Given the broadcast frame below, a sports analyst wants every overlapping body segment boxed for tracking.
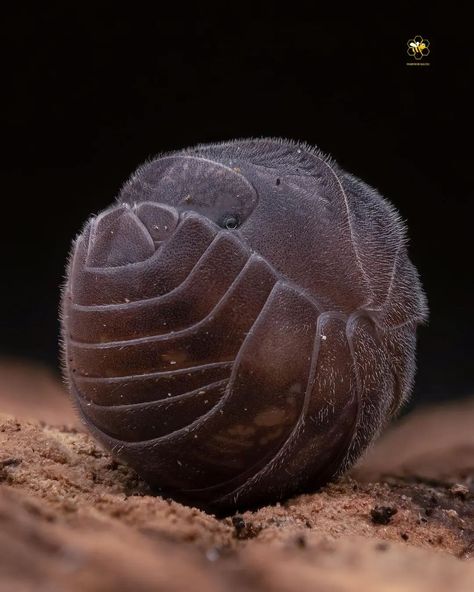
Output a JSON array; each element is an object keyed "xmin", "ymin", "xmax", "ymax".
[{"xmin": 62, "ymin": 138, "xmax": 427, "ymax": 510}]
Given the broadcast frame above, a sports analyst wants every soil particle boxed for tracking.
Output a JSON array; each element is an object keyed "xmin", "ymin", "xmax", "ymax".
[
  {"xmin": 450, "ymin": 484, "xmax": 470, "ymax": 499},
  {"xmin": 231, "ymin": 514, "xmax": 247, "ymax": 538},
  {"xmin": 371, "ymin": 505, "xmax": 398, "ymax": 525},
  {"xmin": 230, "ymin": 514, "xmax": 262, "ymax": 540}
]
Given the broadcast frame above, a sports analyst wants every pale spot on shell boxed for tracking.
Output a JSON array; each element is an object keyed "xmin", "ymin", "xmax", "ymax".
[{"xmin": 254, "ymin": 408, "xmax": 287, "ymax": 427}]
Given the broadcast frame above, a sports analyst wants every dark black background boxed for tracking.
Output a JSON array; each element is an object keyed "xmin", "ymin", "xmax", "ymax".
[{"xmin": 2, "ymin": 8, "xmax": 473, "ymax": 407}]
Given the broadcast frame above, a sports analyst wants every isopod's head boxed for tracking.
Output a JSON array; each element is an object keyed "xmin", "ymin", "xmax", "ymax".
[{"xmin": 61, "ymin": 138, "xmax": 428, "ymax": 511}]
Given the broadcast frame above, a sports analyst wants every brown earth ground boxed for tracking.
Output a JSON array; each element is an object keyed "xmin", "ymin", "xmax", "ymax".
[{"xmin": 0, "ymin": 360, "xmax": 473, "ymax": 592}]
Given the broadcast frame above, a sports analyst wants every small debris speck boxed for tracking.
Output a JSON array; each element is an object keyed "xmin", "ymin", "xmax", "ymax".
[
  {"xmin": 232, "ymin": 514, "xmax": 246, "ymax": 538},
  {"xmin": 449, "ymin": 484, "xmax": 469, "ymax": 499},
  {"xmin": 206, "ymin": 548, "xmax": 220, "ymax": 562},
  {"xmin": 371, "ymin": 505, "xmax": 398, "ymax": 525},
  {"xmin": 294, "ymin": 534, "xmax": 306, "ymax": 548},
  {"xmin": 445, "ymin": 509, "xmax": 459, "ymax": 519}
]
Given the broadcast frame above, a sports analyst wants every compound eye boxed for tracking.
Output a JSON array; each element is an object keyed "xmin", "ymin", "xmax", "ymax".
[{"xmin": 221, "ymin": 214, "xmax": 240, "ymax": 230}]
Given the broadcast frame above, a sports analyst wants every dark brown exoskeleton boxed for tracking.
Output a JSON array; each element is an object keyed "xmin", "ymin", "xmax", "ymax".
[{"xmin": 61, "ymin": 138, "xmax": 428, "ymax": 511}]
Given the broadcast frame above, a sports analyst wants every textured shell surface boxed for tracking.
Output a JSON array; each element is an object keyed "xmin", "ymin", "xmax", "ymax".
[{"xmin": 61, "ymin": 138, "xmax": 428, "ymax": 511}]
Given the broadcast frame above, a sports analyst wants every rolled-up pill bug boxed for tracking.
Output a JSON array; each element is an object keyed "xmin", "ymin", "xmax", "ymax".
[{"xmin": 61, "ymin": 138, "xmax": 428, "ymax": 511}]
